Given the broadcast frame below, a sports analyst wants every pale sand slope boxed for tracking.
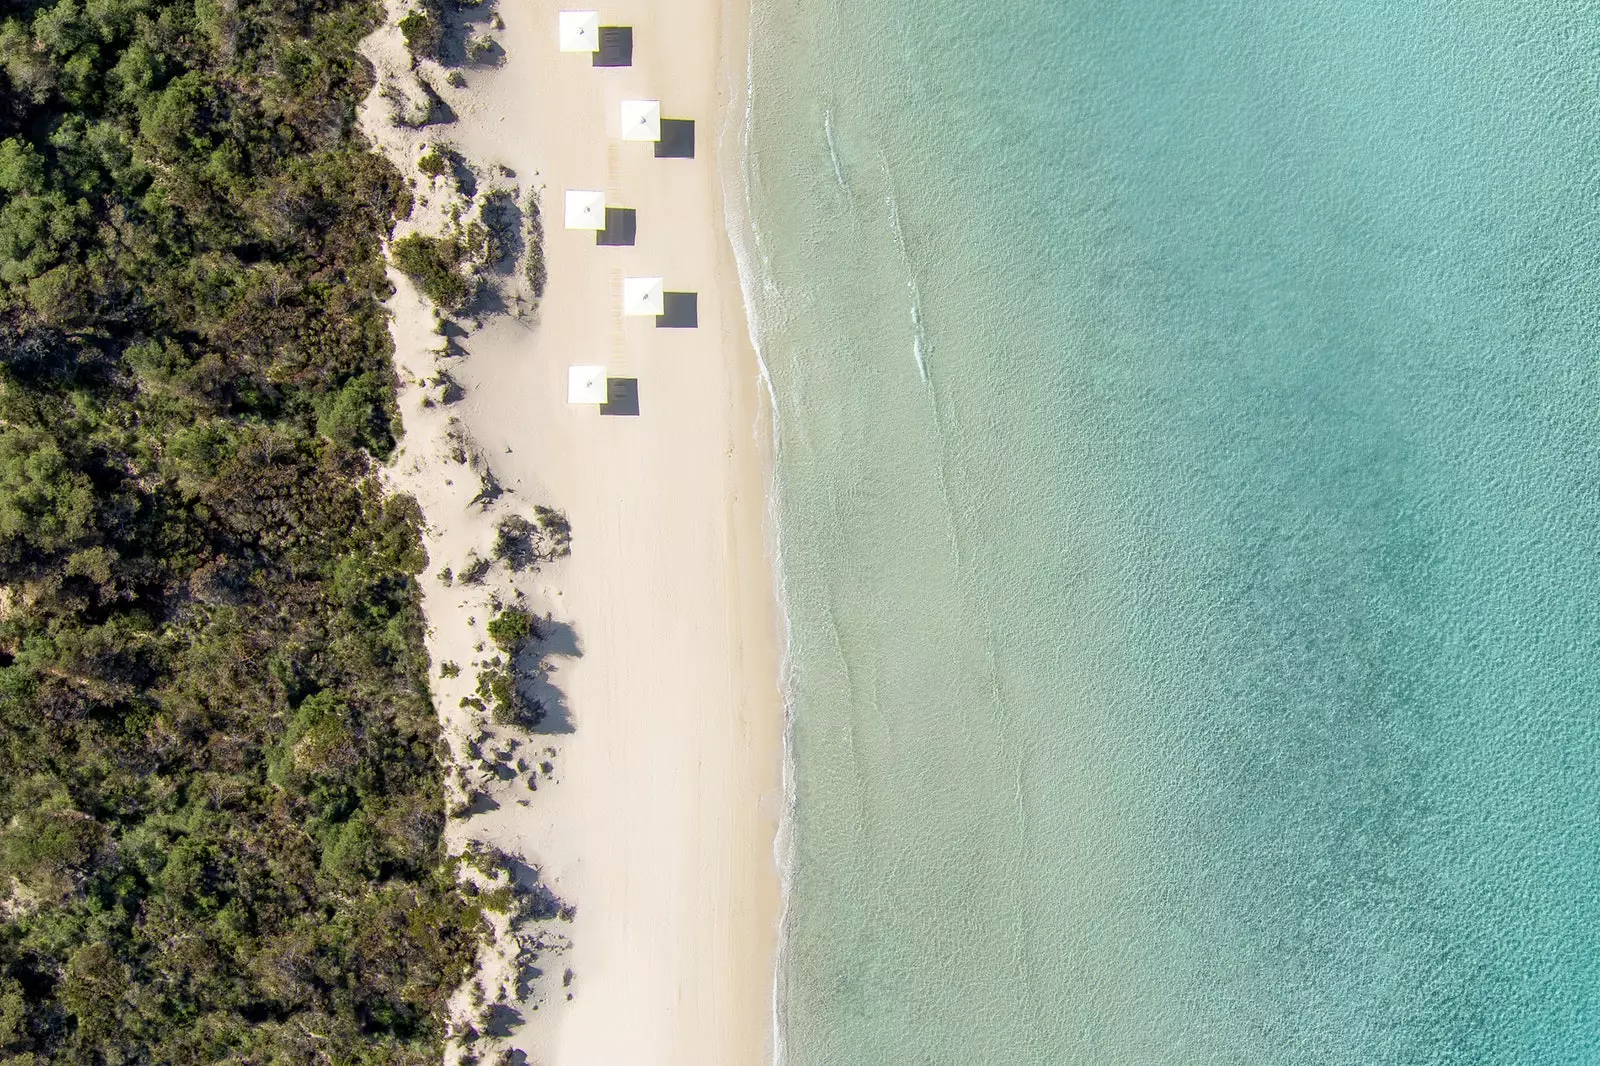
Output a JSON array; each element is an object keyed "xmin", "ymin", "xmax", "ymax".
[{"xmin": 363, "ymin": 0, "xmax": 783, "ymax": 1062}]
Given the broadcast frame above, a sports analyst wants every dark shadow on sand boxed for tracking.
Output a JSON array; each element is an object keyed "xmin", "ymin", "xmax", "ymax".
[
  {"xmin": 433, "ymin": 0, "xmax": 502, "ymax": 68},
  {"xmin": 514, "ymin": 618, "xmax": 583, "ymax": 734},
  {"xmin": 503, "ymin": 856, "xmax": 575, "ymax": 923},
  {"xmin": 657, "ymin": 291, "xmax": 697, "ymax": 328},
  {"xmin": 655, "ymin": 118, "xmax": 695, "ymax": 158},
  {"xmin": 596, "ymin": 207, "xmax": 637, "ymax": 246},
  {"xmin": 483, "ymin": 1003, "xmax": 525, "ymax": 1039},
  {"xmin": 466, "ymin": 286, "xmax": 512, "ymax": 319},
  {"xmin": 465, "ymin": 790, "xmax": 501, "ymax": 815},
  {"xmin": 593, "ymin": 26, "xmax": 633, "ymax": 67},
  {"xmin": 600, "ymin": 377, "xmax": 640, "ymax": 416},
  {"xmin": 418, "ymin": 79, "xmax": 457, "ymax": 126}
]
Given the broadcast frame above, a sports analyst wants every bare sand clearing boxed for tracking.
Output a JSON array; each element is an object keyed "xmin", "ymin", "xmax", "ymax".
[{"xmin": 360, "ymin": 0, "xmax": 783, "ymax": 1062}]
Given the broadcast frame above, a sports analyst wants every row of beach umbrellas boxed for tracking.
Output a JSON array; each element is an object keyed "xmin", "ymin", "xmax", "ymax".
[{"xmin": 556, "ymin": 10, "xmax": 695, "ymax": 409}]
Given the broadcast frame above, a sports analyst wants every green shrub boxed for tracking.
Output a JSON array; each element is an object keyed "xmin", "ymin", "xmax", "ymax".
[
  {"xmin": 391, "ymin": 232, "xmax": 470, "ymax": 309},
  {"xmin": 486, "ymin": 606, "xmax": 534, "ymax": 651},
  {"xmin": 0, "ymin": 809, "xmax": 106, "ymax": 900},
  {"xmin": 476, "ymin": 659, "xmax": 514, "ymax": 718},
  {"xmin": 398, "ymin": 7, "xmax": 442, "ymax": 61},
  {"xmin": 316, "ymin": 371, "xmax": 396, "ymax": 456},
  {"xmin": 418, "ymin": 148, "xmax": 449, "ymax": 178},
  {"xmin": 480, "ymin": 885, "xmax": 515, "ymax": 913}
]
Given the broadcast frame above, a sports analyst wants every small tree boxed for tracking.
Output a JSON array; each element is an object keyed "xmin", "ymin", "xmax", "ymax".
[{"xmin": 485, "ymin": 606, "xmax": 534, "ymax": 652}]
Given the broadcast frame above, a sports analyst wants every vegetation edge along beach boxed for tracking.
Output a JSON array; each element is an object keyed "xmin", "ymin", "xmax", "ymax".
[{"xmin": 0, "ymin": 0, "xmax": 566, "ymax": 1060}]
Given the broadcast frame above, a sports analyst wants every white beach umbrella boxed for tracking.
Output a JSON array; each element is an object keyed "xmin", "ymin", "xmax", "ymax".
[
  {"xmin": 620, "ymin": 100, "xmax": 662, "ymax": 142},
  {"xmin": 564, "ymin": 190, "xmax": 606, "ymax": 229},
  {"xmin": 623, "ymin": 277, "xmax": 665, "ymax": 316},
  {"xmin": 567, "ymin": 366, "xmax": 608, "ymax": 404},
  {"xmin": 558, "ymin": 10, "xmax": 600, "ymax": 52}
]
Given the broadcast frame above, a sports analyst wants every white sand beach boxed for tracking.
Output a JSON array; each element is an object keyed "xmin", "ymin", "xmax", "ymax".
[{"xmin": 360, "ymin": 0, "xmax": 782, "ymax": 1062}]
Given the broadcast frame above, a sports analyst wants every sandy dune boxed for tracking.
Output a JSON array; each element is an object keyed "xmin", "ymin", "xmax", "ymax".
[{"xmin": 362, "ymin": 0, "xmax": 783, "ymax": 1062}]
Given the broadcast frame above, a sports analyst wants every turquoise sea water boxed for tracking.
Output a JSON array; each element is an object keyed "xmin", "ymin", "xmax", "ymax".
[{"xmin": 737, "ymin": 1, "xmax": 1600, "ymax": 1062}]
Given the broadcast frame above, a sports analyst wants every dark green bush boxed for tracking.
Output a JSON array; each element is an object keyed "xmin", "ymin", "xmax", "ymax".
[
  {"xmin": 392, "ymin": 231, "xmax": 470, "ymax": 309},
  {"xmin": 486, "ymin": 606, "xmax": 534, "ymax": 651},
  {"xmin": 0, "ymin": 0, "xmax": 484, "ymax": 1060},
  {"xmin": 419, "ymin": 147, "xmax": 449, "ymax": 178},
  {"xmin": 398, "ymin": 6, "xmax": 442, "ymax": 62},
  {"xmin": 476, "ymin": 658, "xmax": 515, "ymax": 721}
]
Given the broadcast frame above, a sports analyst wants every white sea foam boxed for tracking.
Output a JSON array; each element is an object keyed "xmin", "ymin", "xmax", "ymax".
[
  {"xmin": 711, "ymin": 0, "xmax": 1600, "ymax": 1060},
  {"xmin": 823, "ymin": 107, "xmax": 848, "ymax": 191},
  {"xmin": 881, "ymin": 157, "xmax": 930, "ymax": 382},
  {"xmin": 717, "ymin": 9, "xmax": 797, "ymax": 1063},
  {"xmin": 909, "ymin": 275, "xmax": 929, "ymax": 383}
]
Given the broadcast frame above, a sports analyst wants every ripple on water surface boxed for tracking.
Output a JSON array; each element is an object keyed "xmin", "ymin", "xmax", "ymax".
[{"xmin": 742, "ymin": 0, "xmax": 1600, "ymax": 1061}]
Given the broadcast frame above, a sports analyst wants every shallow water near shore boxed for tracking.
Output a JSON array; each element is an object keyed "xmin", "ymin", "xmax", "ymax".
[{"xmin": 739, "ymin": 0, "xmax": 1600, "ymax": 1062}]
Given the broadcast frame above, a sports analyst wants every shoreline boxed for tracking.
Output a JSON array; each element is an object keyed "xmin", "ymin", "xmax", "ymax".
[
  {"xmin": 361, "ymin": 0, "xmax": 785, "ymax": 1061},
  {"xmin": 712, "ymin": 2, "xmax": 799, "ymax": 1059}
]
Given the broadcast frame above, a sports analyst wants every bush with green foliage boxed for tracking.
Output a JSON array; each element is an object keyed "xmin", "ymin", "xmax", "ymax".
[
  {"xmin": 418, "ymin": 147, "xmax": 449, "ymax": 178},
  {"xmin": 398, "ymin": 4, "xmax": 442, "ymax": 63},
  {"xmin": 391, "ymin": 231, "xmax": 470, "ymax": 309},
  {"xmin": 475, "ymin": 658, "xmax": 516, "ymax": 722},
  {"xmin": 486, "ymin": 606, "xmax": 535, "ymax": 652},
  {"xmin": 0, "ymin": 0, "xmax": 485, "ymax": 1060}
]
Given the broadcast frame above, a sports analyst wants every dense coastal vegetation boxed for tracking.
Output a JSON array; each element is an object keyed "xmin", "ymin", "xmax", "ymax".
[{"xmin": 0, "ymin": 0, "xmax": 485, "ymax": 1059}]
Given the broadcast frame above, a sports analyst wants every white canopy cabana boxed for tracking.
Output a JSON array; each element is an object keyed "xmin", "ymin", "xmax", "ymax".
[
  {"xmin": 620, "ymin": 100, "xmax": 662, "ymax": 142},
  {"xmin": 567, "ymin": 366, "xmax": 608, "ymax": 404},
  {"xmin": 564, "ymin": 190, "xmax": 606, "ymax": 229},
  {"xmin": 622, "ymin": 277, "xmax": 665, "ymax": 316},
  {"xmin": 558, "ymin": 10, "xmax": 600, "ymax": 52}
]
